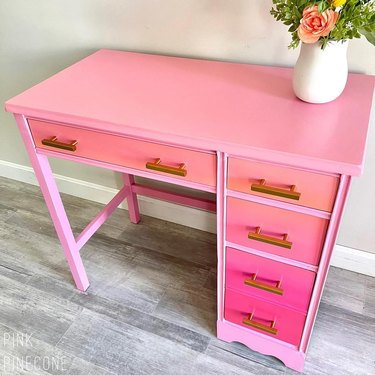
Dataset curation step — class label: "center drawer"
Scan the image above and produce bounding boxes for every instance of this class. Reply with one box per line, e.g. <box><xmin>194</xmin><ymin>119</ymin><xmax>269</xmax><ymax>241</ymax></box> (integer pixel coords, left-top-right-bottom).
<box><xmin>28</xmin><ymin>119</ymin><xmax>216</xmax><ymax>187</ymax></box>
<box><xmin>226</xmin><ymin>247</ymin><xmax>315</xmax><ymax>312</ymax></box>
<box><xmin>226</xmin><ymin>197</ymin><xmax>329</xmax><ymax>265</ymax></box>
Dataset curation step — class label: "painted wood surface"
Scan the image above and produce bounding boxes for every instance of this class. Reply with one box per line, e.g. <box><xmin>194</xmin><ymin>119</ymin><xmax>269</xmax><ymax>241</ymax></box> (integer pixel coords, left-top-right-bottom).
<box><xmin>227</xmin><ymin>157</ymin><xmax>339</xmax><ymax>212</ymax></box>
<box><xmin>14</xmin><ymin>114</ymin><xmax>90</xmax><ymax>291</ymax></box>
<box><xmin>225</xmin><ymin>247</ymin><xmax>316</xmax><ymax>312</ymax></box>
<box><xmin>224</xmin><ymin>288</ymin><xmax>306</xmax><ymax>346</ymax></box>
<box><xmin>29</xmin><ymin>118</ymin><xmax>217</xmax><ymax>187</ymax></box>
<box><xmin>5</xmin><ymin>49</ymin><xmax>375</xmax><ymax>175</ymax></box>
<box><xmin>226</xmin><ymin>196</ymin><xmax>329</xmax><ymax>265</ymax></box>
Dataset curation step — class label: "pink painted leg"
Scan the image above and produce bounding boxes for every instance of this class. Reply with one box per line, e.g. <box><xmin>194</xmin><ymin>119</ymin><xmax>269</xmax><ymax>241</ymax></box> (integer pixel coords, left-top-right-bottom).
<box><xmin>14</xmin><ymin>115</ymin><xmax>90</xmax><ymax>291</ymax></box>
<box><xmin>123</xmin><ymin>173</ymin><xmax>141</xmax><ymax>223</ymax></box>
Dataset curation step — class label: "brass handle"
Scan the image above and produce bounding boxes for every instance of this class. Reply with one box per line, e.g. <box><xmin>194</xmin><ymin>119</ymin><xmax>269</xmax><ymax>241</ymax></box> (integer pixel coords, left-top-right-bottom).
<box><xmin>146</xmin><ymin>158</ymin><xmax>187</xmax><ymax>177</ymax></box>
<box><xmin>41</xmin><ymin>136</ymin><xmax>78</xmax><ymax>152</ymax></box>
<box><xmin>243</xmin><ymin>312</ymin><xmax>278</xmax><ymax>335</ymax></box>
<box><xmin>248</xmin><ymin>227</ymin><xmax>292</xmax><ymax>249</ymax></box>
<box><xmin>244</xmin><ymin>274</ymin><xmax>284</xmax><ymax>295</ymax></box>
<box><xmin>251</xmin><ymin>179</ymin><xmax>301</xmax><ymax>200</ymax></box>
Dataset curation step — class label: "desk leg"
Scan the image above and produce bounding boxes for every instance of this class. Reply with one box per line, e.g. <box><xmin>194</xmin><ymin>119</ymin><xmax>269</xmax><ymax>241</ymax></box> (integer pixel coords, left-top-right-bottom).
<box><xmin>123</xmin><ymin>173</ymin><xmax>140</xmax><ymax>224</ymax></box>
<box><xmin>14</xmin><ymin>114</ymin><xmax>90</xmax><ymax>291</ymax></box>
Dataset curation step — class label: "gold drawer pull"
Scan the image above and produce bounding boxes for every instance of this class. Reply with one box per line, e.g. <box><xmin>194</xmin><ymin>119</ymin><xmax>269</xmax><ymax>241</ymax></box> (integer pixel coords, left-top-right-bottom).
<box><xmin>244</xmin><ymin>274</ymin><xmax>284</xmax><ymax>295</ymax></box>
<box><xmin>243</xmin><ymin>312</ymin><xmax>278</xmax><ymax>335</ymax></box>
<box><xmin>146</xmin><ymin>158</ymin><xmax>187</xmax><ymax>177</ymax></box>
<box><xmin>248</xmin><ymin>227</ymin><xmax>292</xmax><ymax>249</ymax></box>
<box><xmin>41</xmin><ymin>136</ymin><xmax>78</xmax><ymax>152</ymax></box>
<box><xmin>251</xmin><ymin>179</ymin><xmax>301</xmax><ymax>200</ymax></box>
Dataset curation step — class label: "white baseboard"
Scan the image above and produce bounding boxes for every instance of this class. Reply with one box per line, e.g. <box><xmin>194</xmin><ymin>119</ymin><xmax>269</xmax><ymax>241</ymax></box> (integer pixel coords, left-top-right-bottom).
<box><xmin>330</xmin><ymin>245</ymin><xmax>375</xmax><ymax>277</ymax></box>
<box><xmin>1</xmin><ymin>159</ymin><xmax>374</xmax><ymax>277</ymax></box>
<box><xmin>0</xmin><ymin>160</ymin><xmax>217</xmax><ymax>234</ymax></box>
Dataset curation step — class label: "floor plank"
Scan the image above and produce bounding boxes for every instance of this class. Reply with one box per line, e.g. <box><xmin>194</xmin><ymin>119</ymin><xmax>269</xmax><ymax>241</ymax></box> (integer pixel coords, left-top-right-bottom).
<box><xmin>154</xmin><ymin>286</ymin><xmax>217</xmax><ymax>336</ymax></box>
<box><xmin>295</xmin><ymin>302</ymin><xmax>375</xmax><ymax>375</ymax></box>
<box><xmin>321</xmin><ymin>267</ymin><xmax>366</xmax><ymax>314</ymax></box>
<box><xmin>56</xmin><ymin>309</ymin><xmax>199</xmax><ymax>375</ymax></box>
<box><xmin>0</xmin><ymin>322</ymin><xmax>116</xmax><ymax>375</ymax></box>
<box><xmin>0</xmin><ymin>202</ymin><xmax>17</xmax><ymax>222</ymax></box>
<box><xmin>364</xmin><ymin>275</ymin><xmax>375</xmax><ymax>319</ymax></box>
<box><xmin>205</xmin><ymin>338</ymin><xmax>287</xmax><ymax>374</ymax></box>
<box><xmin>0</xmin><ymin>274</ymin><xmax>82</xmax><ymax>347</ymax></box>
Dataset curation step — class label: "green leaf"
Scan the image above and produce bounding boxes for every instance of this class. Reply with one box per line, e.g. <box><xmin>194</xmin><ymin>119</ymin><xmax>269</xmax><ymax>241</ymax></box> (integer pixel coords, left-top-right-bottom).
<box><xmin>359</xmin><ymin>28</ymin><xmax>375</xmax><ymax>46</ymax></box>
<box><xmin>318</xmin><ymin>1</ymin><xmax>325</xmax><ymax>14</ymax></box>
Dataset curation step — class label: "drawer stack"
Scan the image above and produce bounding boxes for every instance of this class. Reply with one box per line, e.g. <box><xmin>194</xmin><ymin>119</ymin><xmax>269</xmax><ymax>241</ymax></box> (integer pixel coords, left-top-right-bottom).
<box><xmin>223</xmin><ymin>157</ymin><xmax>339</xmax><ymax>347</ymax></box>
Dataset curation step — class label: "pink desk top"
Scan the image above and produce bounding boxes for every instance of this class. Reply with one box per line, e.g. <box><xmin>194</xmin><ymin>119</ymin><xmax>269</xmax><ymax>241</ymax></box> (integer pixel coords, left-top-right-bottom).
<box><xmin>5</xmin><ymin>49</ymin><xmax>375</xmax><ymax>175</ymax></box>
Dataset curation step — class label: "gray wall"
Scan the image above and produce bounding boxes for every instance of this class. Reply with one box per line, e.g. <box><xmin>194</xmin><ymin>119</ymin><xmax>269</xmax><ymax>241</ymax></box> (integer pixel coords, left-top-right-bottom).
<box><xmin>1</xmin><ymin>1</ymin><xmax>374</xmax><ymax>253</ymax></box>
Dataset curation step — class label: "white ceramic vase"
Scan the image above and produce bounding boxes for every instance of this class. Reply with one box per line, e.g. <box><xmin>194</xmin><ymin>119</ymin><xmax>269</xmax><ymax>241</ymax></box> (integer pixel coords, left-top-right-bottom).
<box><xmin>293</xmin><ymin>41</ymin><xmax>348</xmax><ymax>104</ymax></box>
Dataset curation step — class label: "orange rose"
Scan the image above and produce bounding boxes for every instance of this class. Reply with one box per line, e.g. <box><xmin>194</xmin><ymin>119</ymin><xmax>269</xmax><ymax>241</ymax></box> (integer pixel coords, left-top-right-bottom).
<box><xmin>298</xmin><ymin>5</ymin><xmax>339</xmax><ymax>44</ymax></box>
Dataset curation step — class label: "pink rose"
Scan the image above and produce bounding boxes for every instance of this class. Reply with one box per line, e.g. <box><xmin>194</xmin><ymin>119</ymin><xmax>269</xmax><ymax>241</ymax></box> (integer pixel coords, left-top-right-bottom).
<box><xmin>298</xmin><ymin>5</ymin><xmax>339</xmax><ymax>44</ymax></box>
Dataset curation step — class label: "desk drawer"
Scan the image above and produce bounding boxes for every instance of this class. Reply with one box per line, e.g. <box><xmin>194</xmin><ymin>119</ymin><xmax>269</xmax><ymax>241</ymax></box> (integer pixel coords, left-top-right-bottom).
<box><xmin>225</xmin><ymin>288</ymin><xmax>306</xmax><ymax>346</ymax></box>
<box><xmin>28</xmin><ymin>119</ymin><xmax>216</xmax><ymax>187</ymax></box>
<box><xmin>226</xmin><ymin>247</ymin><xmax>315</xmax><ymax>312</ymax></box>
<box><xmin>226</xmin><ymin>197</ymin><xmax>328</xmax><ymax>265</ymax></box>
<box><xmin>228</xmin><ymin>157</ymin><xmax>339</xmax><ymax>212</ymax></box>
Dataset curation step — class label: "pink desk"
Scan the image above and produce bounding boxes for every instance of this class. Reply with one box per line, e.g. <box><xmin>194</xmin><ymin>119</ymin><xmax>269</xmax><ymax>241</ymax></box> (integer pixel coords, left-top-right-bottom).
<box><xmin>5</xmin><ymin>49</ymin><xmax>375</xmax><ymax>371</ymax></box>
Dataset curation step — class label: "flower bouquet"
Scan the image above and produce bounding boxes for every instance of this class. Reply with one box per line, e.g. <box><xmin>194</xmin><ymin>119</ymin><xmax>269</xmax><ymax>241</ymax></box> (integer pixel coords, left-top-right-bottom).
<box><xmin>270</xmin><ymin>1</ymin><xmax>375</xmax><ymax>103</ymax></box>
<box><xmin>270</xmin><ymin>0</ymin><xmax>375</xmax><ymax>49</ymax></box>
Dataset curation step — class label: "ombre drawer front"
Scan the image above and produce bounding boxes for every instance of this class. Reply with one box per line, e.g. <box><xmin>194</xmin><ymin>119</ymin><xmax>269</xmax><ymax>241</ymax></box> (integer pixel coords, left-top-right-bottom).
<box><xmin>226</xmin><ymin>197</ymin><xmax>329</xmax><ymax>265</ymax></box>
<box><xmin>225</xmin><ymin>247</ymin><xmax>315</xmax><ymax>312</ymax></box>
<box><xmin>28</xmin><ymin>119</ymin><xmax>216</xmax><ymax>187</ymax></box>
<box><xmin>228</xmin><ymin>157</ymin><xmax>339</xmax><ymax>212</ymax></box>
<box><xmin>224</xmin><ymin>288</ymin><xmax>306</xmax><ymax>346</ymax></box>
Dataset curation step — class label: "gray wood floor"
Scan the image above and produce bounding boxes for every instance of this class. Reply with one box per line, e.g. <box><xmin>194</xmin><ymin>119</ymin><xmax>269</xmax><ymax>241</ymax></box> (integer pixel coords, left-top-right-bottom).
<box><xmin>0</xmin><ymin>176</ymin><xmax>374</xmax><ymax>375</ymax></box>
